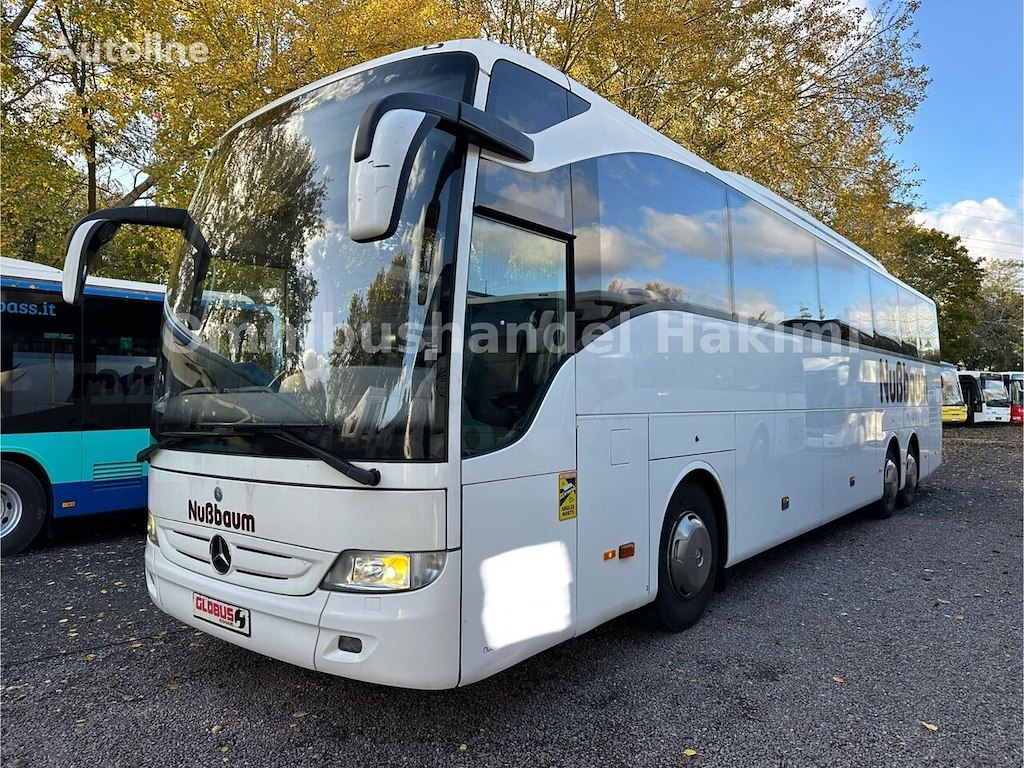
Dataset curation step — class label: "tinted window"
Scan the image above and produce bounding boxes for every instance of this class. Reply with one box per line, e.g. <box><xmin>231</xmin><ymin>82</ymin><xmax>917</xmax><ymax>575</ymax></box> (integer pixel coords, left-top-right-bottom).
<box><xmin>916</xmin><ymin>296</ymin><xmax>940</xmax><ymax>361</ymax></box>
<box><xmin>486</xmin><ymin>60</ymin><xmax>590</xmax><ymax>134</ymax></box>
<box><xmin>462</xmin><ymin>216</ymin><xmax>568</xmax><ymax>456</ymax></box>
<box><xmin>476</xmin><ymin>159</ymin><xmax>572</xmax><ymax>233</ymax></box>
<box><xmin>572</xmin><ymin>153</ymin><xmax>731</xmax><ymax>343</ymax></box>
<box><xmin>869</xmin><ymin>272</ymin><xmax>901</xmax><ymax>353</ymax></box>
<box><xmin>0</xmin><ymin>288</ymin><xmax>81</xmax><ymax>433</ymax></box>
<box><xmin>815</xmin><ymin>242</ymin><xmax>875</xmax><ymax>341</ymax></box>
<box><xmin>897</xmin><ymin>287</ymin><xmax>920</xmax><ymax>357</ymax></box>
<box><xmin>730</xmin><ymin>192</ymin><xmax>818</xmax><ymax>326</ymax></box>
<box><xmin>81</xmin><ymin>297</ymin><xmax>162</xmax><ymax>430</ymax></box>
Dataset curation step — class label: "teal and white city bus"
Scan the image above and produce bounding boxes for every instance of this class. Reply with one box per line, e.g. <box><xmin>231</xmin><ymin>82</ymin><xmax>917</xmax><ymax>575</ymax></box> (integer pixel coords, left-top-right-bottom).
<box><xmin>62</xmin><ymin>41</ymin><xmax>942</xmax><ymax>688</ymax></box>
<box><xmin>1</xmin><ymin>257</ymin><xmax>163</xmax><ymax>554</ymax></box>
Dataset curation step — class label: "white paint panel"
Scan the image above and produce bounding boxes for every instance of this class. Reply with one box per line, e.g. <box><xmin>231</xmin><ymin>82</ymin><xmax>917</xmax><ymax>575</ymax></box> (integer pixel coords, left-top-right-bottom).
<box><xmin>732</xmin><ymin>411</ymin><xmax>822</xmax><ymax>563</ymax></box>
<box><xmin>148</xmin><ymin>468</ymin><xmax>446</xmax><ymax>552</ymax></box>
<box><xmin>649</xmin><ymin>413</ymin><xmax>736</xmax><ymax>460</ymax></box>
<box><xmin>460</xmin><ymin>474</ymin><xmax>576</xmax><ymax>686</ymax></box>
<box><xmin>576</xmin><ymin>416</ymin><xmax>650</xmax><ymax>634</ymax></box>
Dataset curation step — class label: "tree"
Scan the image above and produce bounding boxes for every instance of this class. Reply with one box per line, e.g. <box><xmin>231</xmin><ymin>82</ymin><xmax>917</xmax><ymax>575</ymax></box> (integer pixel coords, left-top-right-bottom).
<box><xmin>962</xmin><ymin>260</ymin><xmax>1023</xmax><ymax>372</ymax></box>
<box><xmin>477</xmin><ymin>0</ymin><xmax>927</xmax><ymax>259</ymax></box>
<box><xmin>2</xmin><ymin>0</ymin><xmax>478</xmax><ymax>273</ymax></box>
<box><xmin>886</xmin><ymin>226</ymin><xmax>983</xmax><ymax>364</ymax></box>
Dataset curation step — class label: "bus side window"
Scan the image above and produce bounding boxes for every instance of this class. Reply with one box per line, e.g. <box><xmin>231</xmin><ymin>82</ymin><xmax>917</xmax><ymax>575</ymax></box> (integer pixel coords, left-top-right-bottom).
<box><xmin>869</xmin><ymin>272</ymin><xmax>902</xmax><ymax>353</ymax></box>
<box><xmin>462</xmin><ymin>216</ymin><xmax>568</xmax><ymax>457</ymax></box>
<box><xmin>0</xmin><ymin>288</ymin><xmax>80</xmax><ymax>432</ymax></box>
<box><xmin>485</xmin><ymin>59</ymin><xmax>590</xmax><ymax>135</ymax></box>
<box><xmin>730</xmin><ymin>191</ymin><xmax>818</xmax><ymax>327</ymax></box>
<box><xmin>81</xmin><ymin>297</ymin><xmax>162</xmax><ymax>430</ymax></box>
<box><xmin>571</xmin><ymin>153</ymin><xmax>731</xmax><ymax>345</ymax></box>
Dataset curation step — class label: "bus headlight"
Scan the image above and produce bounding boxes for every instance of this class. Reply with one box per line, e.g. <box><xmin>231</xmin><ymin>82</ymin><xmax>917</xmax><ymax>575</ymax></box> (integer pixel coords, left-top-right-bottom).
<box><xmin>146</xmin><ymin>512</ymin><xmax>158</xmax><ymax>544</ymax></box>
<box><xmin>321</xmin><ymin>550</ymin><xmax>446</xmax><ymax>592</ymax></box>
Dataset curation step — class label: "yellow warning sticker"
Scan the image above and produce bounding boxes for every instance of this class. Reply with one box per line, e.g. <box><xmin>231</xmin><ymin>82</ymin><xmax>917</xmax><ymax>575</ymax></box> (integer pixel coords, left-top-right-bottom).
<box><xmin>558</xmin><ymin>471</ymin><xmax>577</xmax><ymax>521</ymax></box>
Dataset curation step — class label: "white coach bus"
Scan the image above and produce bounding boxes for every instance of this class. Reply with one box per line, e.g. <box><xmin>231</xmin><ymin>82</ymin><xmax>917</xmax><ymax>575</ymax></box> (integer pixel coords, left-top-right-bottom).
<box><xmin>63</xmin><ymin>40</ymin><xmax>942</xmax><ymax>689</ymax></box>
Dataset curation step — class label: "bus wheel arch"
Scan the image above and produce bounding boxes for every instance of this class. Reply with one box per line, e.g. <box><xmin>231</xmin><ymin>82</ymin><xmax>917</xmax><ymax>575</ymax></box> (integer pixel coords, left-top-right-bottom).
<box><xmin>1</xmin><ymin>454</ymin><xmax>50</xmax><ymax>556</ymax></box>
<box><xmin>897</xmin><ymin>434</ymin><xmax>920</xmax><ymax>508</ymax></box>
<box><xmin>647</xmin><ymin>468</ymin><xmax>727</xmax><ymax>632</ymax></box>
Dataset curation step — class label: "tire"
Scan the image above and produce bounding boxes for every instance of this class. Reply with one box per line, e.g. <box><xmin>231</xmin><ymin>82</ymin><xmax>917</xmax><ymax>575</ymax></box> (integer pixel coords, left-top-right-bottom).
<box><xmin>647</xmin><ymin>480</ymin><xmax>719</xmax><ymax>632</ymax></box>
<box><xmin>1</xmin><ymin>461</ymin><xmax>48</xmax><ymax>556</ymax></box>
<box><xmin>896</xmin><ymin>444</ymin><xmax>919</xmax><ymax>508</ymax></box>
<box><xmin>868</xmin><ymin>443</ymin><xmax>900</xmax><ymax>519</ymax></box>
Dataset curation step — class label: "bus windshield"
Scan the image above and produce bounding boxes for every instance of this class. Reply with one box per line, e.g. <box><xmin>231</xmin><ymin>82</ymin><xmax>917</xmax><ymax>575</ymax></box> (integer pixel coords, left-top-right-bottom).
<box><xmin>940</xmin><ymin>370</ymin><xmax>964</xmax><ymax>406</ymax></box>
<box><xmin>981</xmin><ymin>378</ymin><xmax>1010</xmax><ymax>407</ymax></box>
<box><xmin>157</xmin><ymin>53</ymin><xmax>476</xmax><ymax>461</ymax></box>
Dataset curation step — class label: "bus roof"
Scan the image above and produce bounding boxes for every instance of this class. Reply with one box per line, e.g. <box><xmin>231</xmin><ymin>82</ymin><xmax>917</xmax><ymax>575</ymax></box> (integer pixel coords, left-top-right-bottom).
<box><xmin>0</xmin><ymin>256</ymin><xmax>164</xmax><ymax>301</ymax></box>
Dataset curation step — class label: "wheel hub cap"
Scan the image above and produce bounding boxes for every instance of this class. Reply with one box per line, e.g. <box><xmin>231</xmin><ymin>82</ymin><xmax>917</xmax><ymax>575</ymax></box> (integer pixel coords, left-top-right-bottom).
<box><xmin>1</xmin><ymin>482</ymin><xmax>24</xmax><ymax>539</ymax></box>
<box><xmin>906</xmin><ymin>453</ymin><xmax>918</xmax><ymax>490</ymax></box>
<box><xmin>668</xmin><ymin>512</ymin><xmax>712</xmax><ymax>598</ymax></box>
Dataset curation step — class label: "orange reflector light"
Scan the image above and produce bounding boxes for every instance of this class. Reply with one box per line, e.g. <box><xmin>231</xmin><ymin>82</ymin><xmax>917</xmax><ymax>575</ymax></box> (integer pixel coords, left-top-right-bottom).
<box><xmin>619</xmin><ymin>542</ymin><xmax>636</xmax><ymax>559</ymax></box>
<box><xmin>603</xmin><ymin>549</ymin><xmax>616</xmax><ymax>561</ymax></box>
<box><xmin>61</xmin><ymin>501</ymin><xmax>76</xmax><ymax>509</ymax></box>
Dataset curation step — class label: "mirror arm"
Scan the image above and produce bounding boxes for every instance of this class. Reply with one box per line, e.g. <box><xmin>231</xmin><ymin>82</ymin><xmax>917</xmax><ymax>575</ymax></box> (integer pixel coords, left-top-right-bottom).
<box><xmin>354</xmin><ymin>92</ymin><xmax>534</xmax><ymax>164</ymax></box>
<box><xmin>62</xmin><ymin>206</ymin><xmax>191</xmax><ymax>305</ymax></box>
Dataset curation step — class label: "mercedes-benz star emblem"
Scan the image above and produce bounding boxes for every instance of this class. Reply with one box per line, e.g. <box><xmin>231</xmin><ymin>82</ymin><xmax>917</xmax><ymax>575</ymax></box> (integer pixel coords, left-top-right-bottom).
<box><xmin>210</xmin><ymin>535</ymin><xmax>231</xmax><ymax>575</ymax></box>
<box><xmin>214</xmin><ymin>486</ymin><xmax>223</xmax><ymax>502</ymax></box>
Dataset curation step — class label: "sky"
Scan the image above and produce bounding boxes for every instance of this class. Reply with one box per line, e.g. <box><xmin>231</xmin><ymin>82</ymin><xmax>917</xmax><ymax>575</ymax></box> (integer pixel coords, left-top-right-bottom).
<box><xmin>891</xmin><ymin>1</ymin><xmax>1024</xmax><ymax>263</ymax></box>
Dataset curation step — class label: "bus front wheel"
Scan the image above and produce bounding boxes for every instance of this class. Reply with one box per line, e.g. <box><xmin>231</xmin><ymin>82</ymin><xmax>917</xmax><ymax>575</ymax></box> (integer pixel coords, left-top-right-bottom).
<box><xmin>1</xmin><ymin>461</ymin><xmax>47</xmax><ymax>556</ymax></box>
<box><xmin>648</xmin><ymin>481</ymin><xmax>718</xmax><ymax>632</ymax></box>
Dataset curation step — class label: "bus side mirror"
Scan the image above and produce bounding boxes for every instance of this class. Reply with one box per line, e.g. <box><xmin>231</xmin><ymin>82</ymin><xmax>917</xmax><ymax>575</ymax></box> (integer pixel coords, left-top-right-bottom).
<box><xmin>63</xmin><ymin>206</ymin><xmax>189</xmax><ymax>305</ymax></box>
<box><xmin>348</xmin><ymin>109</ymin><xmax>442</xmax><ymax>243</ymax></box>
<box><xmin>349</xmin><ymin>92</ymin><xmax>533</xmax><ymax>243</ymax></box>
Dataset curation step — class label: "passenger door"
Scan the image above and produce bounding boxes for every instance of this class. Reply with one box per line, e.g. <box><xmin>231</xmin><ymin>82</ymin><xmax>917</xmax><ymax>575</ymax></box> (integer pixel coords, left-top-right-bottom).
<box><xmin>459</xmin><ymin>215</ymin><xmax>578</xmax><ymax>686</ymax></box>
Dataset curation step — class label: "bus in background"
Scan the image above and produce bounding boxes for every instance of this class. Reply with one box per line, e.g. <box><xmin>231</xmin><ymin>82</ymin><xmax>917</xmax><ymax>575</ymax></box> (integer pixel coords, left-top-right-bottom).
<box><xmin>1</xmin><ymin>257</ymin><xmax>163</xmax><ymax>554</ymax></box>
<box><xmin>998</xmin><ymin>371</ymin><xmax>1023</xmax><ymax>424</ymax></box>
<box><xmin>62</xmin><ymin>40</ymin><xmax>942</xmax><ymax>689</ymax></box>
<box><xmin>939</xmin><ymin>362</ymin><xmax>968</xmax><ymax>425</ymax></box>
<box><xmin>958</xmin><ymin>370</ymin><xmax>1011</xmax><ymax>425</ymax></box>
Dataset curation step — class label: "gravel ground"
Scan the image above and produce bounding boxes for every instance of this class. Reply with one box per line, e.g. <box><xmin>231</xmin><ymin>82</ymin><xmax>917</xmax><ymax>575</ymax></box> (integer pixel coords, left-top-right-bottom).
<box><xmin>2</xmin><ymin>426</ymin><xmax>1021</xmax><ymax>768</ymax></box>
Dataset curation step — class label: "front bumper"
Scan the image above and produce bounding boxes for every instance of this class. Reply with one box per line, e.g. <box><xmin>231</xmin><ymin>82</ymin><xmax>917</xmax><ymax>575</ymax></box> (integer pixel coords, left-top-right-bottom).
<box><xmin>146</xmin><ymin>541</ymin><xmax>462</xmax><ymax>689</ymax></box>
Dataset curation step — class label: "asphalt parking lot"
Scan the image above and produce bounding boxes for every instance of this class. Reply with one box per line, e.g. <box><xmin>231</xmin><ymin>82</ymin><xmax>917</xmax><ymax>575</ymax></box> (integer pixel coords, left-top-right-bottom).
<box><xmin>2</xmin><ymin>426</ymin><xmax>1021</xmax><ymax>768</ymax></box>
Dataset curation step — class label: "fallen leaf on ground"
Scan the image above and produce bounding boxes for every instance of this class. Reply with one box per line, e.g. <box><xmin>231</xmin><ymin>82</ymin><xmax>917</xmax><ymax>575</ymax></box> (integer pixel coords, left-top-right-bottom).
<box><xmin>292</xmin><ymin>711</ymin><xmax>308</xmax><ymax>718</ymax></box>
<box><xmin>683</xmin><ymin>747</ymin><xmax>698</xmax><ymax>757</ymax></box>
<box><xmin>920</xmin><ymin>721</ymin><xmax>939</xmax><ymax>732</ymax></box>
<box><xmin>832</xmin><ymin>675</ymin><xmax>844</xmax><ymax>684</ymax></box>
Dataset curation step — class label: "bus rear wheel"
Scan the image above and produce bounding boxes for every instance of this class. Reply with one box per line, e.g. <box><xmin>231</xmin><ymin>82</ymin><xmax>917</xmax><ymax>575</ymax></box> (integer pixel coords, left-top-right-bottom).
<box><xmin>897</xmin><ymin>445</ymin><xmax>919</xmax><ymax>508</ymax></box>
<box><xmin>1</xmin><ymin>461</ymin><xmax>47</xmax><ymax>556</ymax></box>
<box><xmin>869</xmin><ymin>444</ymin><xmax>900</xmax><ymax>519</ymax></box>
<box><xmin>648</xmin><ymin>481</ymin><xmax>718</xmax><ymax>632</ymax></box>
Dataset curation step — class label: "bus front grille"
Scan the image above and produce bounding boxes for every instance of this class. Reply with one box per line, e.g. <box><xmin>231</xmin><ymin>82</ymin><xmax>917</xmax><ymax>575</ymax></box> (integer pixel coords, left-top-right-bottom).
<box><xmin>159</xmin><ymin>523</ymin><xmax>332</xmax><ymax>596</ymax></box>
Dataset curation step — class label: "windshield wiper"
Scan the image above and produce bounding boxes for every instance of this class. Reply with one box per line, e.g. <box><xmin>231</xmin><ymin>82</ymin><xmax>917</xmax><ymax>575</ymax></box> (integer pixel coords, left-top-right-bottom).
<box><xmin>264</xmin><ymin>427</ymin><xmax>381</xmax><ymax>487</ymax></box>
<box><xmin>143</xmin><ymin>423</ymin><xmax>381</xmax><ymax>487</ymax></box>
<box><xmin>136</xmin><ymin>430</ymin><xmax>236</xmax><ymax>463</ymax></box>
